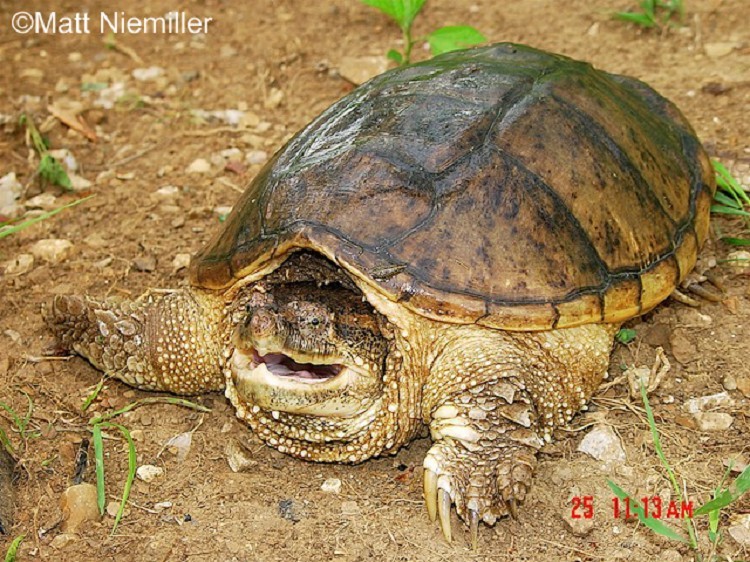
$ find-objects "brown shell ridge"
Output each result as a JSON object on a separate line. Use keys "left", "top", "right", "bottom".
{"left": 549, "top": 93, "right": 679, "bottom": 242}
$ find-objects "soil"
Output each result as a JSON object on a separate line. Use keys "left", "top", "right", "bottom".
{"left": 1, "top": 0, "right": 749, "bottom": 560}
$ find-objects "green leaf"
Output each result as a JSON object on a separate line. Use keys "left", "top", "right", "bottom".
{"left": 359, "top": 0, "right": 426, "bottom": 31}
{"left": 613, "top": 11, "right": 657, "bottom": 27}
{"left": 4, "top": 534, "right": 24, "bottom": 562}
{"left": 426, "top": 25, "right": 486, "bottom": 55}
{"left": 100, "top": 422, "right": 137, "bottom": 535}
{"left": 607, "top": 481, "right": 689, "bottom": 543}
{"left": 694, "top": 464, "right": 750, "bottom": 516}
{"left": 615, "top": 328, "right": 637, "bottom": 344}
{"left": 387, "top": 49, "right": 404, "bottom": 64}
{"left": 39, "top": 154, "right": 73, "bottom": 190}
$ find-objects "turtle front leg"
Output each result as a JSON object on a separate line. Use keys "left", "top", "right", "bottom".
{"left": 43, "top": 289, "right": 226, "bottom": 395}
{"left": 423, "top": 379, "right": 543, "bottom": 548}
{"left": 421, "top": 323, "right": 618, "bottom": 546}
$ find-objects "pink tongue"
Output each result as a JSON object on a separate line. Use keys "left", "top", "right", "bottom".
{"left": 254, "top": 351, "right": 339, "bottom": 380}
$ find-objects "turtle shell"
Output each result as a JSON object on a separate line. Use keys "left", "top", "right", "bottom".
{"left": 191, "top": 43, "right": 715, "bottom": 331}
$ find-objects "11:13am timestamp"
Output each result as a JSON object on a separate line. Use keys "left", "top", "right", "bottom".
{"left": 571, "top": 496, "right": 694, "bottom": 519}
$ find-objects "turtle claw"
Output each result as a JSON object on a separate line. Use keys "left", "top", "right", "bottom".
{"left": 424, "top": 468, "right": 438, "bottom": 522}
{"left": 438, "top": 488, "right": 452, "bottom": 543}
{"left": 508, "top": 498, "right": 519, "bottom": 520}
{"left": 469, "top": 509, "right": 479, "bottom": 550}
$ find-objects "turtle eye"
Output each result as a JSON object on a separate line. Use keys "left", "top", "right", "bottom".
{"left": 310, "top": 317, "right": 321, "bottom": 327}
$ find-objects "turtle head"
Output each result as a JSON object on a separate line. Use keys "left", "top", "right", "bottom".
{"left": 224, "top": 252, "right": 422, "bottom": 462}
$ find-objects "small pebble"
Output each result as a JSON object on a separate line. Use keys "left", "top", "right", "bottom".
{"left": 245, "top": 150, "right": 268, "bottom": 165}
{"left": 106, "top": 500, "right": 120, "bottom": 518}
{"left": 661, "top": 549, "right": 683, "bottom": 562}
{"left": 60, "top": 483, "right": 100, "bottom": 532}
{"left": 321, "top": 478, "right": 342, "bottom": 494}
{"left": 728, "top": 514, "right": 750, "bottom": 546}
{"left": 133, "top": 256, "right": 157, "bottom": 272}
{"left": 186, "top": 158, "right": 211, "bottom": 174}
{"left": 577, "top": 425, "right": 626, "bottom": 465}
{"left": 341, "top": 500, "right": 360, "bottom": 517}
{"left": 50, "top": 533, "right": 78, "bottom": 549}
{"left": 25, "top": 193, "right": 58, "bottom": 210}
{"left": 684, "top": 392, "right": 733, "bottom": 414}
{"left": 723, "top": 374, "right": 737, "bottom": 391}
{"left": 736, "top": 375, "right": 750, "bottom": 398}
{"left": 172, "top": 253, "right": 191, "bottom": 273}
{"left": 694, "top": 412, "right": 734, "bottom": 431}
{"left": 225, "top": 438, "right": 255, "bottom": 473}
{"left": 4, "top": 254, "right": 34, "bottom": 275}
{"left": 136, "top": 464, "right": 164, "bottom": 483}
{"left": 29, "top": 239, "right": 74, "bottom": 264}
{"left": 132, "top": 66, "right": 165, "bottom": 81}
{"left": 154, "top": 185, "right": 180, "bottom": 199}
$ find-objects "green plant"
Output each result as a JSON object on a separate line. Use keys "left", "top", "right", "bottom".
{"left": 711, "top": 160, "right": 750, "bottom": 246}
{"left": 608, "top": 383, "right": 750, "bottom": 556}
{"left": 20, "top": 114, "right": 72, "bottom": 191}
{"left": 0, "top": 195, "right": 93, "bottom": 240}
{"left": 359, "top": 0, "right": 485, "bottom": 64}
{"left": 89, "top": 397, "right": 209, "bottom": 533}
{"left": 3, "top": 534, "right": 24, "bottom": 562}
{"left": 613, "top": 0, "right": 685, "bottom": 29}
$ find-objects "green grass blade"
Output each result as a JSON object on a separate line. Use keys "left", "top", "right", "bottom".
{"left": 426, "top": 25, "right": 486, "bottom": 55}
{"left": 4, "top": 534, "right": 24, "bottom": 562}
{"left": 89, "top": 396, "right": 211, "bottom": 425}
{"left": 713, "top": 159, "right": 750, "bottom": 205}
{"left": 0, "top": 402, "right": 22, "bottom": 437}
{"left": 0, "top": 426, "right": 14, "bottom": 457}
{"left": 0, "top": 195, "right": 94, "bottom": 239}
{"left": 712, "top": 191, "right": 743, "bottom": 209}
{"left": 720, "top": 237, "right": 750, "bottom": 246}
{"left": 607, "top": 480, "right": 688, "bottom": 543}
{"left": 640, "top": 384, "right": 679, "bottom": 494}
{"left": 711, "top": 204, "right": 750, "bottom": 217}
{"left": 694, "top": 464, "right": 750, "bottom": 515}
{"left": 613, "top": 11, "right": 657, "bottom": 27}
{"left": 101, "top": 422, "right": 137, "bottom": 535}
{"left": 82, "top": 378, "right": 106, "bottom": 412}
{"left": 92, "top": 424, "right": 106, "bottom": 516}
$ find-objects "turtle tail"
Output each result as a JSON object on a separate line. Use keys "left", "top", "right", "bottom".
{"left": 43, "top": 289, "right": 227, "bottom": 395}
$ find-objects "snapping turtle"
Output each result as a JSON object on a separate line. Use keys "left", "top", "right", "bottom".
{"left": 45, "top": 43, "right": 714, "bottom": 544}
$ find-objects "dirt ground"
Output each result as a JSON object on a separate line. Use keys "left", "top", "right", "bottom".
{"left": 1, "top": 0, "right": 749, "bottom": 560}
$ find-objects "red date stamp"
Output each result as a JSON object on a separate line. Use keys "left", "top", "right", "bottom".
{"left": 571, "top": 496, "right": 694, "bottom": 520}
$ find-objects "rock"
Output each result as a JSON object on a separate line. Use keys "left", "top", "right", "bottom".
{"left": 186, "top": 158, "right": 211, "bottom": 174}
{"left": 132, "top": 66, "right": 165, "bottom": 81}
{"left": 278, "top": 499, "right": 301, "bottom": 522}
{"left": 341, "top": 500, "right": 360, "bottom": 517}
{"left": 154, "top": 185, "right": 180, "bottom": 199}
{"left": 694, "top": 412, "right": 734, "bottom": 431}
{"left": 153, "top": 501, "right": 173, "bottom": 512}
{"left": 225, "top": 438, "right": 255, "bottom": 473}
{"left": 321, "top": 478, "right": 342, "bottom": 494}
{"left": 675, "top": 307, "right": 712, "bottom": 328}
{"left": 684, "top": 392, "right": 733, "bottom": 414}
{"left": 723, "top": 374, "right": 737, "bottom": 391}
{"left": 704, "top": 42, "right": 738, "bottom": 58}
{"left": 25, "top": 193, "right": 58, "bottom": 210}
{"left": 165, "top": 432, "right": 193, "bottom": 463}
{"left": 727, "top": 250, "right": 750, "bottom": 268}
{"left": 562, "top": 506, "right": 595, "bottom": 537}
{"left": 133, "top": 256, "right": 157, "bottom": 272}
{"left": 68, "top": 173, "right": 92, "bottom": 191}
{"left": 4, "top": 254, "right": 34, "bottom": 275}
{"left": 214, "top": 205, "right": 233, "bottom": 218}
{"left": 245, "top": 150, "right": 268, "bottom": 165}
{"left": 263, "top": 88, "right": 284, "bottom": 109}
{"left": 29, "top": 239, "right": 74, "bottom": 264}
{"left": 669, "top": 330, "right": 697, "bottom": 365}
{"left": 728, "top": 514, "right": 750, "bottom": 546}
{"left": 171, "top": 253, "right": 191, "bottom": 273}
{"left": 577, "top": 425, "right": 626, "bottom": 465}
{"left": 337, "top": 55, "right": 389, "bottom": 85}
{"left": 736, "top": 375, "right": 750, "bottom": 398}
{"left": 50, "top": 532, "right": 79, "bottom": 549}
{"left": 136, "top": 464, "right": 164, "bottom": 483}
{"left": 0, "top": 172, "right": 23, "bottom": 210}
{"left": 106, "top": 500, "right": 120, "bottom": 518}
{"left": 60, "top": 483, "right": 100, "bottom": 532}
{"left": 661, "top": 549, "right": 683, "bottom": 562}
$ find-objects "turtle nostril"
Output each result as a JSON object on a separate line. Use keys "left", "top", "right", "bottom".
{"left": 249, "top": 309, "right": 276, "bottom": 338}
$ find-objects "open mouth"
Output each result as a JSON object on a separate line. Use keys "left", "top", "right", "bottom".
{"left": 251, "top": 350, "right": 343, "bottom": 382}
